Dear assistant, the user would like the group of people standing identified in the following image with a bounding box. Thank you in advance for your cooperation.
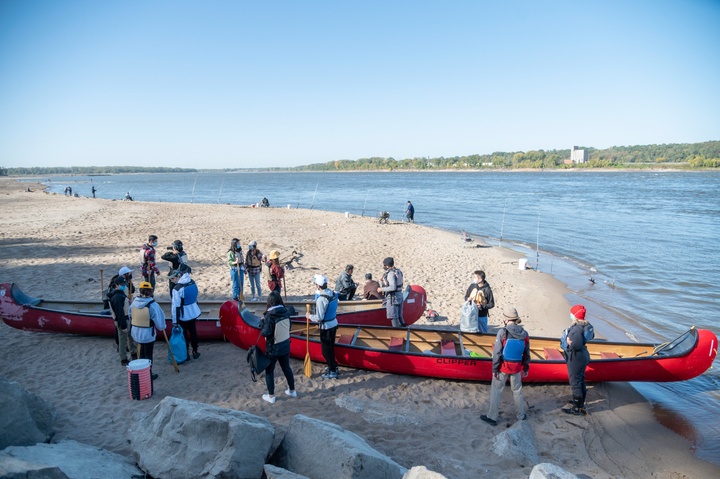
[106,235,202,379]
[227,239,278,302]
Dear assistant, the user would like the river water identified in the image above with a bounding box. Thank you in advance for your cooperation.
[42,170,720,464]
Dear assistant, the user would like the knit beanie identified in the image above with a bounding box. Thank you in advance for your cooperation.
[570,304,586,320]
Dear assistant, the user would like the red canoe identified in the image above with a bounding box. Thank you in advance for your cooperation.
[219,300,717,383]
[0,283,426,340]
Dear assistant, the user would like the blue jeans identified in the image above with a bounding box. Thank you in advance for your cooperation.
[248,272,262,298]
[478,316,488,333]
[230,268,244,299]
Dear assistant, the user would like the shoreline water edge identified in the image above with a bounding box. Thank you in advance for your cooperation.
[1,177,718,478]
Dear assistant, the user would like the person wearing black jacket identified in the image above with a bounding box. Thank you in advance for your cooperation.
[562,304,592,416]
[464,270,495,333]
[161,240,188,294]
[109,276,135,365]
[259,292,296,404]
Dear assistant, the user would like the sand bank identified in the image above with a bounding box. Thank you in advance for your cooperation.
[0,178,717,478]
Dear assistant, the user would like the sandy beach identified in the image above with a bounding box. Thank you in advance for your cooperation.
[1,178,717,478]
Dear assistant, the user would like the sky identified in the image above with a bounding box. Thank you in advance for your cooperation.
[1,1,719,169]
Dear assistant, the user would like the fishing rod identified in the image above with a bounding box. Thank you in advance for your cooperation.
[499,198,508,248]
[361,190,369,217]
[217,178,225,204]
[535,211,540,270]
[190,173,199,204]
[310,182,319,209]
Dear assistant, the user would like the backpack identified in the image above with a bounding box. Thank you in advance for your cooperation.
[502,330,526,362]
[560,323,595,354]
[168,325,188,364]
[247,345,271,382]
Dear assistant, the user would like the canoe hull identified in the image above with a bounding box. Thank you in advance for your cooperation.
[219,300,717,383]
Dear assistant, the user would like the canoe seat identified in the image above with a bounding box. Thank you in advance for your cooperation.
[338,334,354,346]
[388,337,404,351]
[441,339,456,356]
[600,351,621,359]
[544,348,565,361]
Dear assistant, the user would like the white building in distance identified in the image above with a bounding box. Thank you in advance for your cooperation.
[571,146,588,163]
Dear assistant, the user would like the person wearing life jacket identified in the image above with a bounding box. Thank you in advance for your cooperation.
[481,307,530,427]
[562,304,593,416]
[378,257,406,327]
[161,240,188,294]
[141,235,160,291]
[171,263,201,360]
[109,275,136,366]
[259,291,296,403]
[463,270,495,333]
[245,240,264,301]
[307,274,340,379]
[129,282,166,380]
[266,250,284,295]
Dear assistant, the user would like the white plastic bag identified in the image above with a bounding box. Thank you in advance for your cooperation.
[460,300,479,333]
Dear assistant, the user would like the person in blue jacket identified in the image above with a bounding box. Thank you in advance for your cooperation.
[307,274,340,379]
[259,292,296,403]
[171,263,201,360]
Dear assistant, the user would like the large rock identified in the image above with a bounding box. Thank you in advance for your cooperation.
[0,378,54,450]
[0,439,142,479]
[402,465,448,479]
[128,396,274,479]
[263,464,310,479]
[0,456,69,479]
[490,421,539,467]
[529,463,580,479]
[273,414,407,479]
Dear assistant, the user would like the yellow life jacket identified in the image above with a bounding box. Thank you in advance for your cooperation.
[132,300,154,328]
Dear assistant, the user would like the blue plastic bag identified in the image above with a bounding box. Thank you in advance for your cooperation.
[169,325,188,364]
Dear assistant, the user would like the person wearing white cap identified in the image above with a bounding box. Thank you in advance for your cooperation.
[118,266,135,300]
[245,240,264,301]
[480,307,530,427]
[307,274,340,379]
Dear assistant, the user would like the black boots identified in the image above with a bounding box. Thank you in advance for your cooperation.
[562,396,587,416]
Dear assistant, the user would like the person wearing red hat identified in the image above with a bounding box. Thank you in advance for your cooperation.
[562,304,594,415]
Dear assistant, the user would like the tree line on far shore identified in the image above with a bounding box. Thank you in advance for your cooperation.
[1,141,718,176]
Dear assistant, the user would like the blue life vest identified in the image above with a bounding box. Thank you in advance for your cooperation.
[502,336,525,362]
[561,323,595,354]
[176,280,198,306]
[324,291,338,322]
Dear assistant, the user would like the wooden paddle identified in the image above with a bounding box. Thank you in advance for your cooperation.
[236,263,245,301]
[282,275,287,300]
[99,269,104,300]
[163,328,180,373]
[304,304,312,378]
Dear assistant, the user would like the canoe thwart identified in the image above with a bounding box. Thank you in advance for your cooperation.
[388,337,404,351]
[544,348,565,361]
[600,351,621,359]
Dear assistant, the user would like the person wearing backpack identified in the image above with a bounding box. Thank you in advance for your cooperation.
[378,257,406,327]
[259,292,296,403]
[141,235,161,291]
[245,240,264,301]
[171,264,201,360]
[562,304,594,416]
[129,282,166,380]
[480,307,530,426]
[463,270,495,333]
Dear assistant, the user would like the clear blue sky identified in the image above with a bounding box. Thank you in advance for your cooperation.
[1,0,718,169]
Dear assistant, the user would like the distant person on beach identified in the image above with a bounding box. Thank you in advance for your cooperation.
[171,263,201,360]
[160,240,187,294]
[260,197,269,208]
[91,186,96,198]
[245,240,264,301]
[562,304,594,416]
[405,200,415,223]
[335,264,358,300]
[129,281,166,380]
[259,291,296,403]
[307,274,340,379]
[108,275,135,366]
[378,257,406,327]
[227,238,245,301]
[125,191,133,201]
[266,250,285,295]
[463,270,494,333]
[363,273,383,300]
[141,235,161,291]
[480,307,530,426]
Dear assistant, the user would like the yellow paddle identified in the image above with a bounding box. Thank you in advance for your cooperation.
[304,304,312,378]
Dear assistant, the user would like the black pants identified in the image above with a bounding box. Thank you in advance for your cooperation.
[320,326,338,371]
[567,349,590,399]
[178,318,199,352]
[137,340,155,364]
[337,285,357,301]
[264,353,295,395]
